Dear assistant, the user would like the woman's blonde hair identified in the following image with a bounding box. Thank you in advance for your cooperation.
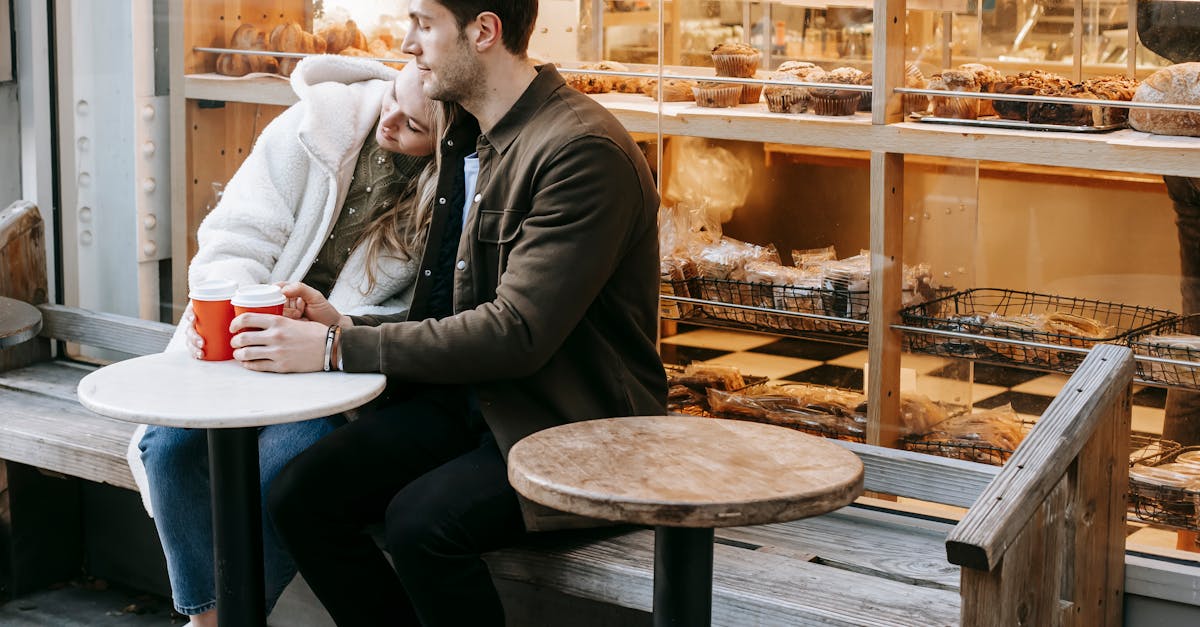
[359,101,458,291]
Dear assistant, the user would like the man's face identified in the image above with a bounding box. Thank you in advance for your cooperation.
[401,0,484,103]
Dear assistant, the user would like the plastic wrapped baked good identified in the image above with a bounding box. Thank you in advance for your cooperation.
[708,383,867,439]
[908,404,1025,463]
[1129,463,1200,489]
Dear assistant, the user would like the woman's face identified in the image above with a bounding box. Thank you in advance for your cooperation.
[377,64,436,157]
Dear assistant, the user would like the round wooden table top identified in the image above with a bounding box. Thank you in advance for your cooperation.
[0,296,42,348]
[507,415,865,528]
[77,350,386,428]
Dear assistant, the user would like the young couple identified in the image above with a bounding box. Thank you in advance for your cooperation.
[134,0,667,625]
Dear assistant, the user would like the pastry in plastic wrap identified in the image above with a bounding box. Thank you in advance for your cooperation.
[216,24,280,76]
[907,404,1025,465]
[708,383,867,440]
[1130,63,1200,137]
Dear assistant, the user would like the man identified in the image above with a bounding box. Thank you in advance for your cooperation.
[1138,0,1200,446]
[229,0,666,624]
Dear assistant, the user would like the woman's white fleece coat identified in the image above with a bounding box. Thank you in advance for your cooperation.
[128,56,418,516]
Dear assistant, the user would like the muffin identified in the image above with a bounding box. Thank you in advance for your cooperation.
[642,78,697,102]
[693,81,742,108]
[711,42,761,78]
[929,69,979,119]
[857,72,873,111]
[740,71,765,104]
[903,63,929,115]
[810,67,865,116]
[958,63,1003,116]
[776,60,819,75]
[763,72,808,113]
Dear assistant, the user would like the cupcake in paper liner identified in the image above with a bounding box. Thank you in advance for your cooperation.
[903,62,930,115]
[810,67,865,116]
[740,72,765,104]
[693,81,742,108]
[857,71,873,111]
[711,42,761,78]
[764,71,810,114]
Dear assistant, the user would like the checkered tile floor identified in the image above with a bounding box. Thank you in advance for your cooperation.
[662,324,1200,556]
[661,324,1168,435]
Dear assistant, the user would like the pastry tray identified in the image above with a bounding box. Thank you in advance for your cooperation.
[910,112,1125,134]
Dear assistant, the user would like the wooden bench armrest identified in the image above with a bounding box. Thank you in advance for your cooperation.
[37,303,174,356]
[945,344,1134,572]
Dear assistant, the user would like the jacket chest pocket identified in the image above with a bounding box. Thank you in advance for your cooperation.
[474,209,526,295]
[476,209,525,245]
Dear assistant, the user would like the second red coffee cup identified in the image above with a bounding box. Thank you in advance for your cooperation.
[189,279,237,361]
[231,284,287,333]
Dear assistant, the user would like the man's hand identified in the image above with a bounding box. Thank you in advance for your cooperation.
[278,282,351,327]
[230,314,328,373]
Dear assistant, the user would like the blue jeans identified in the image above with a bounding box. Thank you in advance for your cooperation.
[139,417,345,615]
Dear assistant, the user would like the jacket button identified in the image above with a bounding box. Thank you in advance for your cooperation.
[424,269,432,277]
[473,193,482,203]
[456,260,467,271]
[447,139,454,147]
[438,197,446,205]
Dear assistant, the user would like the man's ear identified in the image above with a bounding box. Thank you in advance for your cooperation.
[471,12,503,52]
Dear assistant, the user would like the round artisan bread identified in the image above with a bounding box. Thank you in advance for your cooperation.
[1129,62,1200,137]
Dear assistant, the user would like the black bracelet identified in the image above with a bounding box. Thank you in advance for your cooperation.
[323,324,338,372]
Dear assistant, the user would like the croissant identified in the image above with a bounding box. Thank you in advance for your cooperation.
[216,23,279,76]
[319,19,369,55]
[270,22,326,77]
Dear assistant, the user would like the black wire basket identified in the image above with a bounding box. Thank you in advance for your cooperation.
[1126,314,1200,388]
[900,288,1175,373]
[1128,446,1200,531]
[901,436,1013,466]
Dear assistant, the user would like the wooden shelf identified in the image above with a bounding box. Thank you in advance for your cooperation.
[185,72,1200,178]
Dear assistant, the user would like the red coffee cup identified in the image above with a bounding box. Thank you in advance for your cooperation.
[189,279,237,361]
[231,284,287,333]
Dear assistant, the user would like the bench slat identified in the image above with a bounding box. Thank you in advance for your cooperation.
[0,388,137,490]
[0,360,95,402]
[836,440,999,509]
[488,529,960,627]
[38,303,174,356]
[715,505,960,591]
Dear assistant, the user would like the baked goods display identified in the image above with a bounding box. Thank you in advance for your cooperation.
[1127,314,1200,387]
[1129,63,1200,137]
[211,17,406,78]
[902,288,1174,372]
[903,404,1025,465]
[1128,448,1200,530]
[707,382,868,441]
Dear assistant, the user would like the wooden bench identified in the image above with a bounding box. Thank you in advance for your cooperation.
[3,200,1198,625]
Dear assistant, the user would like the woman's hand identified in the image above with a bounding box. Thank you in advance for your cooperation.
[229,314,328,373]
[182,310,206,360]
[278,282,350,327]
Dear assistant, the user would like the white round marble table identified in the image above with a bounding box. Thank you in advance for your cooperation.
[77,351,386,627]
[508,415,864,627]
[0,296,41,348]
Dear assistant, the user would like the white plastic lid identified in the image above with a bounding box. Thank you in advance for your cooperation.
[189,278,237,301]
[231,284,286,308]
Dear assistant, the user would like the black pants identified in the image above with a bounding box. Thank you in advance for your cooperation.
[1164,176,1200,446]
[267,387,528,627]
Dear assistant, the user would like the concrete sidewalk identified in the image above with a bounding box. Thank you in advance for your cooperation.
[0,578,181,626]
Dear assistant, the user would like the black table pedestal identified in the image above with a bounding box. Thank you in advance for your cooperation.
[653,526,714,627]
[208,427,266,627]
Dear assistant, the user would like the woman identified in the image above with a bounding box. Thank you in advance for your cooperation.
[131,55,450,626]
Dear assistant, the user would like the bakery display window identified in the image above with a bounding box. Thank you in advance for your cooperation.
[168,0,1200,570]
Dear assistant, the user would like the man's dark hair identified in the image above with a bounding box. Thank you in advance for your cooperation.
[442,0,538,56]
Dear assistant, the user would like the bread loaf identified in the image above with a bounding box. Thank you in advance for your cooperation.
[216,24,279,76]
[1129,62,1200,137]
